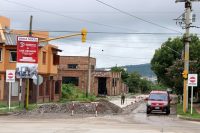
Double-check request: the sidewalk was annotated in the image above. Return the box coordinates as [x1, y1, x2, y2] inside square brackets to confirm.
[109, 95, 147, 108]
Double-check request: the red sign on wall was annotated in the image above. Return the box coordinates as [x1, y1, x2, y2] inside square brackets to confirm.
[17, 36, 39, 63]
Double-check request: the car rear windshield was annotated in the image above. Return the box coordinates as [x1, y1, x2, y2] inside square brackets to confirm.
[149, 93, 168, 101]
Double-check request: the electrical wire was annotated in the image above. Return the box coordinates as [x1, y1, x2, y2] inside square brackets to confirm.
[3, 0, 139, 32]
[10, 29, 183, 35]
[96, 0, 183, 34]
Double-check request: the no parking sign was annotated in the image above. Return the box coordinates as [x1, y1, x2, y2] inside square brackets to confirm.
[188, 74, 198, 87]
[6, 70, 15, 83]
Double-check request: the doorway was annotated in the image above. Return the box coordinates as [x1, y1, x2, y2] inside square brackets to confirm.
[98, 77, 107, 95]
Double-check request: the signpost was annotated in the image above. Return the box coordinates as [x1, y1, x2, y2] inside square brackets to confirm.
[16, 36, 39, 109]
[6, 70, 15, 111]
[188, 74, 198, 114]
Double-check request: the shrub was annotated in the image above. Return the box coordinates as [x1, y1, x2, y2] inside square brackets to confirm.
[61, 84, 96, 102]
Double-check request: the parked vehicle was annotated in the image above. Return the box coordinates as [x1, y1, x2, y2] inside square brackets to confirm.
[146, 90, 171, 115]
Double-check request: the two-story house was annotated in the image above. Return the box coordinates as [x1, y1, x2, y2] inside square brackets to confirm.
[0, 16, 62, 103]
[58, 56, 128, 96]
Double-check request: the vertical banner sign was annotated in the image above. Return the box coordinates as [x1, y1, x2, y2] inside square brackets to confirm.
[16, 36, 39, 79]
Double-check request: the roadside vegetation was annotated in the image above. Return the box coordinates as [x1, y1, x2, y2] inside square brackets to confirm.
[61, 84, 96, 102]
[177, 104, 200, 119]
[111, 66, 168, 94]
[151, 35, 200, 95]
[0, 103, 37, 113]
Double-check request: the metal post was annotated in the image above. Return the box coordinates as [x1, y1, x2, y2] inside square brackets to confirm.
[8, 83, 11, 111]
[25, 15, 33, 110]
[36, 75, 39, 105]
[19, 78, 22, 107]
[29, 15, 33, 36]
[86, 47, 91, 97]
[183, 0, 191, 113]
[26, 79, 29, 109]
[191, 86, 193, 114]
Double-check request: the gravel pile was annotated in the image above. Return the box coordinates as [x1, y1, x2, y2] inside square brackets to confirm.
[14, 99, 123, 116]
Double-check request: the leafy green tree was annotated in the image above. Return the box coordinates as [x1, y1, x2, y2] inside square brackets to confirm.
[139, 79, 152, 93]
[126, 72, 141, 93]
[151, 35, 200, 94]
[111, 66, 129, 83]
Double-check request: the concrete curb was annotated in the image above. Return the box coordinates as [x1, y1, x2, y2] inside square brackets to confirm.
[177, 115, 200, 122]
[0, 112, 13, 116]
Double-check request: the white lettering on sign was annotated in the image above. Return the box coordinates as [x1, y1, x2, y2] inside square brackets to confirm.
[17, 37, 38, 42]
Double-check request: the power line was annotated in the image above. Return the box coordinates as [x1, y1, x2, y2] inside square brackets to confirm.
[2, 10, 200, 14]
[96, 0, 183, 34]
[13, 29, 182, 35]
[94, 54, 152, 59]
[3, 0, 138, 32]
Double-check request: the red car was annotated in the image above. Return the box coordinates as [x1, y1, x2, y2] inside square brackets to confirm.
[146, 90, 171, 115]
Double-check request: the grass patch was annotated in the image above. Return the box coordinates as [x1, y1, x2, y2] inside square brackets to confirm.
[60, 84, 96, 102]
[0, 103, 38, 113]
[177, 103, 200, 119]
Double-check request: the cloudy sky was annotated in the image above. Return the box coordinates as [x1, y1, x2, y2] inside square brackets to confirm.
[1, 0, 200, 68]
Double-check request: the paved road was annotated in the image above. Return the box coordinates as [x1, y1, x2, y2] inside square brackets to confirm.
[0, 103, 200, 133]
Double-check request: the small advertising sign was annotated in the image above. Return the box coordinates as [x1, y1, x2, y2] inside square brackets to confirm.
[6, 70, 15, 82]
[16, 63, 38, 79]
[17, 36, 38, 63]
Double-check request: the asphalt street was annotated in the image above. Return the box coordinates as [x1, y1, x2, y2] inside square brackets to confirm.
[0, 103, 200, 133]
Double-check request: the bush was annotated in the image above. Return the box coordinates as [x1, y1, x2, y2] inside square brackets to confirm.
[61, 84, 96, 102]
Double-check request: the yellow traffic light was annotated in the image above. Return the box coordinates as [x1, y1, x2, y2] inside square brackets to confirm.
[81, 28, 87, 43]
[182, 70, 188, 79]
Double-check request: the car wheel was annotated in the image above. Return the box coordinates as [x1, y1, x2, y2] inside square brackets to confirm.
[166, 108, 170, 115]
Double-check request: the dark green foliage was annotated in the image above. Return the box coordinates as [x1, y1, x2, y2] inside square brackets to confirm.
[111, 66, 129, 83]
[126, 72, 153, 93]
[151, 35, 200, 94]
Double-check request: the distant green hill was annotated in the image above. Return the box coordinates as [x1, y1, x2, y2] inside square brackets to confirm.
[122, 63, 156, 77]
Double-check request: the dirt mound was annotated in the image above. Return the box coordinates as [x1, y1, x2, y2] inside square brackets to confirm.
[14, 99, 123, 116]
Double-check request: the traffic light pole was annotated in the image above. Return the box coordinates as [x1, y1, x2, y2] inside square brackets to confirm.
[86, 47, 91, 97]
[183, 0, 191, 113]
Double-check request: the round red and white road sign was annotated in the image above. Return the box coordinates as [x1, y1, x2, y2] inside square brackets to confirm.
[8, 73, 13, 79]
[188, 74, 198, 86]
[189, 76, 196, 83]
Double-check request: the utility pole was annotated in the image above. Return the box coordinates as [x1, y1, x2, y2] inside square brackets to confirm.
[183, 0, 191, 113]
[176, 0, 200, 113]
[86, 47, 91, 97]
[24, 15, 33, 110]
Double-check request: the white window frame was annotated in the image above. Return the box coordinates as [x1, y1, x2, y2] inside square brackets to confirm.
[9, 50, 17, 62]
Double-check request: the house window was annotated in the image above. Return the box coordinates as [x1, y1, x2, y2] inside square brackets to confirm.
[91, 65, 95, 71]
[10, 51, 17, 62]
[68, 64, 78, 69]
[53, 54, 60, 65]
[62, 77, 79, 86]
[42, 52, 46, 64]
[55, 81, 60, 94]
[0, 49, 2, 62]
[112, 78, 117, 87]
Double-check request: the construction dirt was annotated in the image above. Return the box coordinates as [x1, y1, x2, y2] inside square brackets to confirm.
[10, 99, 142, 119]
